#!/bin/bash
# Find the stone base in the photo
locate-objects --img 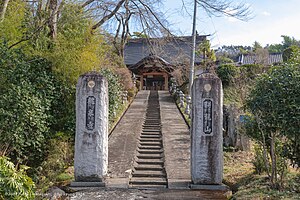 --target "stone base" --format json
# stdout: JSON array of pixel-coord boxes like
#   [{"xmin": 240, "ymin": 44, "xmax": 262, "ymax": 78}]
[
  {"xmin": 190, "ymin": 184, "xmax": 230, "ymax": 191},
  {"xmin": 167, "ymin": 179, "xmax": 190, "ymax": 189},
  {"xmin": 106, "ymin": 178, "xmax": 128, "ymax": 188},
  {"xmin": 70, "ymin": 181, "xmax": 106, "ymax": 187}
]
